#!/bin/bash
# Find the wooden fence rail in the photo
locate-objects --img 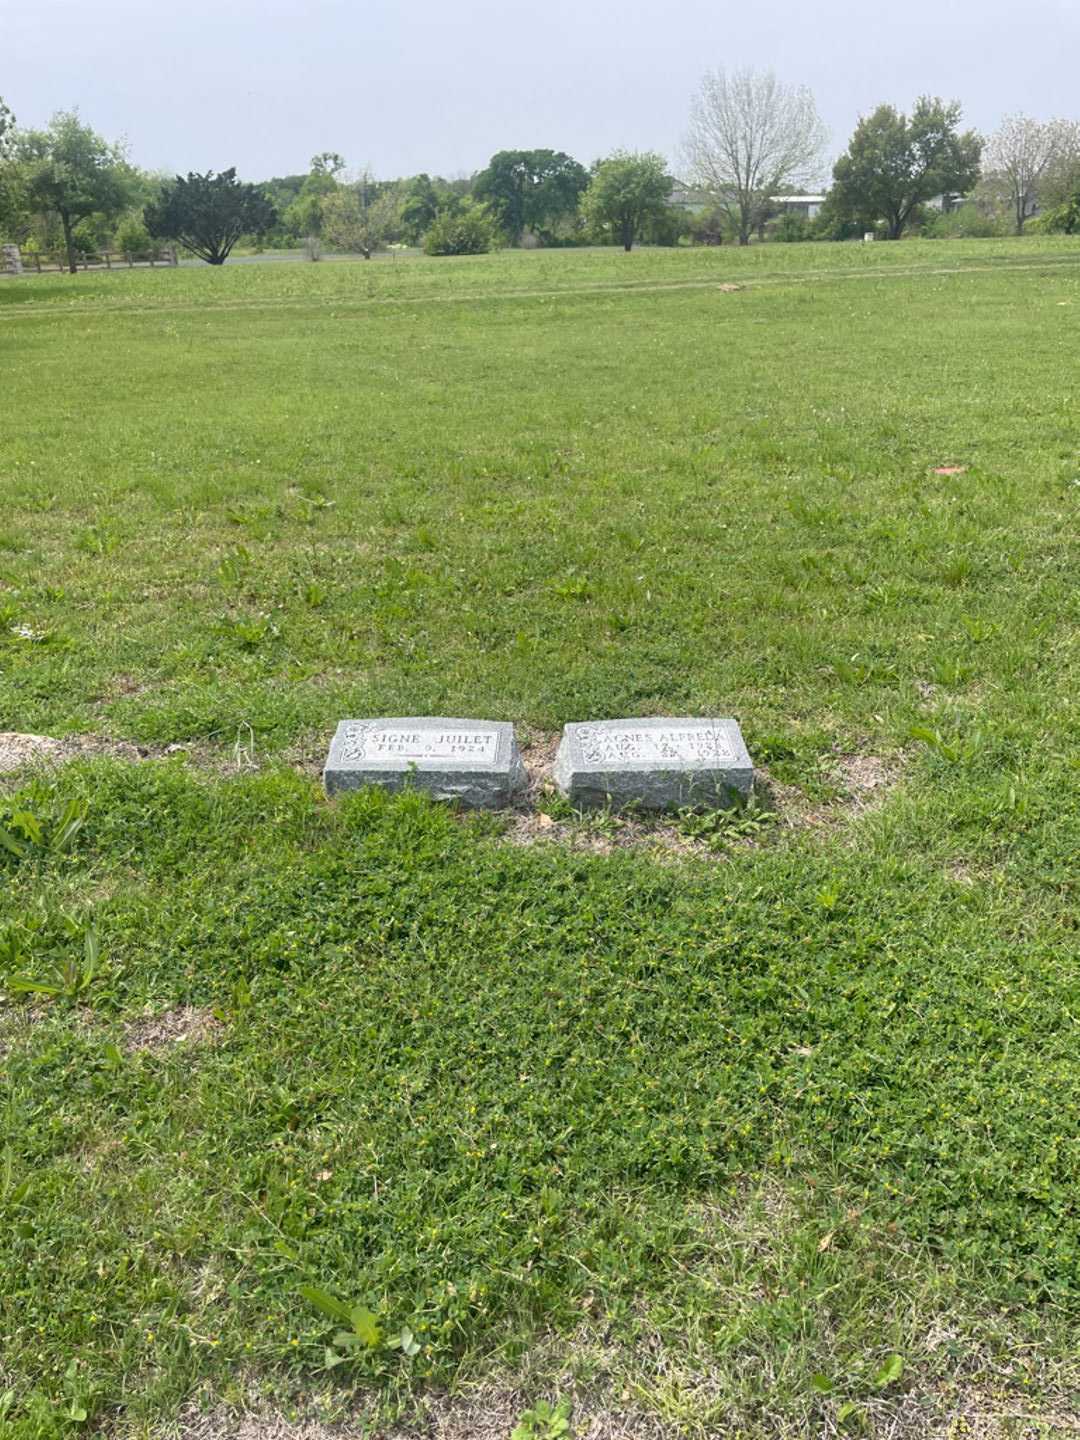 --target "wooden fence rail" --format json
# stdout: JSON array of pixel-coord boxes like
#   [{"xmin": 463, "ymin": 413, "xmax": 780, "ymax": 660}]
[{"xmin": 2, "ymin": 245, "xmax": 178, "ymax": 275}]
